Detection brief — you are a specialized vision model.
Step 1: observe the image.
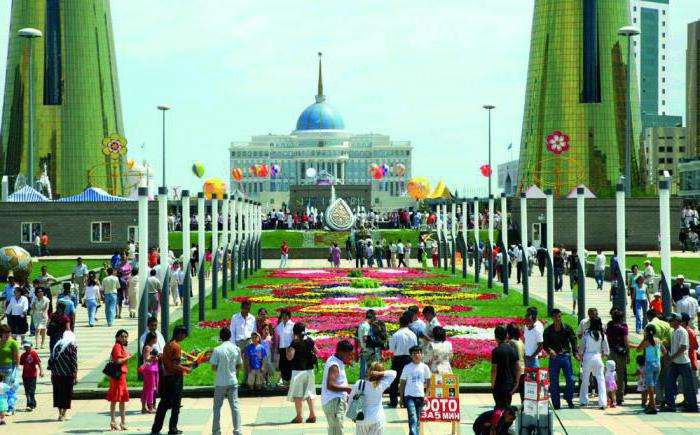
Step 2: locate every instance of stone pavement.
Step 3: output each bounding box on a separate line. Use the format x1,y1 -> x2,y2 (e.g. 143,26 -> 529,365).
5,258 -> 700,434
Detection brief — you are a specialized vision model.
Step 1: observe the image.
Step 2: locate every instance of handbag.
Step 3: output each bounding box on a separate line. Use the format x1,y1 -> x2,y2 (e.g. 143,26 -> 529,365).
346,380 -> 366,422
102,361 -> 122,380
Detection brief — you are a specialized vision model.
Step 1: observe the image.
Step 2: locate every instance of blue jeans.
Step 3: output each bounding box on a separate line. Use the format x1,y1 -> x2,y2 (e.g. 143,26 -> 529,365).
0,365 -> 16,411
548,354 -> 575,408
359,349 -> 379,379
86,299 -> 98,326
404,396 -> 424,435
554,268 -> 564,290
104,293 -> 117,326
525,356 -> 540,369
634,299 -> 648,333
594,270 -> 604,289
664,362 -> 698,409
376,255 -> 383,267
212,385 -> 241,435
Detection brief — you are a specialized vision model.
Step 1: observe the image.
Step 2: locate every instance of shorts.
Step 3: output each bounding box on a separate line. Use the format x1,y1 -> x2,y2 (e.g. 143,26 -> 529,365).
644,361 -> 660,388
246,369 -> 264,387
287,369 -> 315,401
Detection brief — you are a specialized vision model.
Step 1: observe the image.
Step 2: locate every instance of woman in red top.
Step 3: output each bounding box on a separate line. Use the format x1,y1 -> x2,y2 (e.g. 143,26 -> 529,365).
148,248 -> 159,268
280,241 -> 289,268
107,329 -> 133,431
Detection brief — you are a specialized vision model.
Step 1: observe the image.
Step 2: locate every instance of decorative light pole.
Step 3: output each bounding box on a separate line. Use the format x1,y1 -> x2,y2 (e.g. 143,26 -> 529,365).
483,105 -> 495,198
18,28 -> 42,187
617,26 -> 640,198
157,105 -> 171,188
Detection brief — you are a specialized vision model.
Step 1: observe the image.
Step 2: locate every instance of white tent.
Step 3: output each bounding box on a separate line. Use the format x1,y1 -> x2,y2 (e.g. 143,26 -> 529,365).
524,185 -> 547,199
566,184 -> 596,199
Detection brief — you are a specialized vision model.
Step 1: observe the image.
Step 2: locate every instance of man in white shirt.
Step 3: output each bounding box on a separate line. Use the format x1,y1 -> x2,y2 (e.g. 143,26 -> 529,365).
388,313 -> 417,407
663,313 -> 698,412
5,288 -> 29,340
321,340 -> 354,435
594,250 -> 606,290
102,267 -> 120,327
397,240 -> 406,267
526,243 -> 537,277
523,307 -> 544,368
399,346 -> 431,435
675,287 -> 700,331
139,316 -> 166,355
230,301 -> 256,379
513,245 -> 523,284
169,262 -> 184,306
210,327 -> 243,435
71,257 -> 89,302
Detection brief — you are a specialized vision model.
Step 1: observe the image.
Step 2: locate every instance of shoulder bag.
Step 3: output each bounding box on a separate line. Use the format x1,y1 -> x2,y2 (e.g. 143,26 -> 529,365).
346,380 -> 366,422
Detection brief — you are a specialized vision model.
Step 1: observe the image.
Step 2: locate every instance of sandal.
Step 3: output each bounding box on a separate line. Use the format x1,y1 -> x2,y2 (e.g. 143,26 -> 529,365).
290,417 -> 302,424
110,422 -> 119,431
120,424 -> 128,431
306,417 -> 316,423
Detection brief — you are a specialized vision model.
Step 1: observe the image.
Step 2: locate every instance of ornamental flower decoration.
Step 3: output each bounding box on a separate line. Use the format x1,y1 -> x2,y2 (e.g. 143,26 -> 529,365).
546,131 -> 570,155
101,134 -> 128,160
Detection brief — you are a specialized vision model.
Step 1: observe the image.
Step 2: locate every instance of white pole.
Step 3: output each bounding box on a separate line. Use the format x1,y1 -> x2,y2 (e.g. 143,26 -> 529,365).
158,187 -> 169,273
451,202 -> 456,240
461,201 -> 468,245
488,195 -> 495,247
501,193 -> 508,249
616,184 -> 626,292
520,193 -> 527,248
211,195 -> 219,254
198,193 -> 205,273
221,194 -> 230,248
576,187 -> 585,257
546,189 -> 553,262
182,191 -> 191,269
137,188 -> 149,337
473,198 -> 480,246
659,180 -> 672,302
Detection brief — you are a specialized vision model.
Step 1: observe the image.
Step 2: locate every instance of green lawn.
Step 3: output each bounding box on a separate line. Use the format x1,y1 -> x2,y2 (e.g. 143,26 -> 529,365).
30,259 -> 104,281
588,255 -> 700,281
103,267 -> 610,388
168,229 -> 499,250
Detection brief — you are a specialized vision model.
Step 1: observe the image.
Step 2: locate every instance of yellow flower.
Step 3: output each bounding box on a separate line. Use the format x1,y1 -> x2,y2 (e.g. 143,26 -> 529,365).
101,134 -> 128,160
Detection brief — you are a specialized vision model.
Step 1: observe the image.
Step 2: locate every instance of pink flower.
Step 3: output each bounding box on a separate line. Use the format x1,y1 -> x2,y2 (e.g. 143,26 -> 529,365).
546,131 -> 570,155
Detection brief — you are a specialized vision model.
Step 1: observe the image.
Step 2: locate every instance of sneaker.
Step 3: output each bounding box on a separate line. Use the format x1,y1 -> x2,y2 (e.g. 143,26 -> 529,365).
567,401 -> 575,409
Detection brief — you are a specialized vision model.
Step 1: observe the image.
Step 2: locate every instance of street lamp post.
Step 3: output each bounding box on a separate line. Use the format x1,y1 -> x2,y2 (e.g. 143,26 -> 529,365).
157,105 -> 171,187
483,105 -> 496,198
19,28 -> 42,188
617,26 -> 640,198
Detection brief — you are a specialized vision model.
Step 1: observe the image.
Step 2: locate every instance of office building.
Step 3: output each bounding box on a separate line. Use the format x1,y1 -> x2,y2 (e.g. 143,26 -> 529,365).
642,126 -> 688,192
688,20 -> 700,156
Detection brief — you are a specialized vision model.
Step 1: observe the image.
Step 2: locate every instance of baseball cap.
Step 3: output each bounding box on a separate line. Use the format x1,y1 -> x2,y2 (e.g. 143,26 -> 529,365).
668,313 -> 682,322
22,340 -> 32,348
676,274 -> 685,280
653,292 -> 661,297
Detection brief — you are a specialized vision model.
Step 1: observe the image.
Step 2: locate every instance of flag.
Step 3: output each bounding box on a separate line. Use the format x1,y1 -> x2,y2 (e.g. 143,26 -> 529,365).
507,142 -> 513,150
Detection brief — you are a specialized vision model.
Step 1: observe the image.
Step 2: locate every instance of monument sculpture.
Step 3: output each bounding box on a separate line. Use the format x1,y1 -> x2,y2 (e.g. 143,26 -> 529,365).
324,185 -> 356,231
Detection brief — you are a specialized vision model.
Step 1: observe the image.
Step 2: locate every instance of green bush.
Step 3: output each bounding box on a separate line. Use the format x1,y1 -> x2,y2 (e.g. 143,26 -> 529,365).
360,295 -> 386,308
349,278 -> 380,288
347,269 -> 363,278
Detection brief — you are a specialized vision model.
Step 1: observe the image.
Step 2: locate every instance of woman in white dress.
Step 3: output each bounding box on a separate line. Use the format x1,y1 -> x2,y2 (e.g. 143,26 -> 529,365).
424,326 -> 453,374
578,317 -> 609,409
32,288 -> 50,349
348,362 -> 397,435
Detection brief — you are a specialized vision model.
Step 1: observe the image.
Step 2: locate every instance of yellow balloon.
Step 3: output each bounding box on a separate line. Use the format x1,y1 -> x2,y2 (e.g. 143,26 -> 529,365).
202,178 -> 227,200
127,159 -> 135,170
407,176 -> 430,200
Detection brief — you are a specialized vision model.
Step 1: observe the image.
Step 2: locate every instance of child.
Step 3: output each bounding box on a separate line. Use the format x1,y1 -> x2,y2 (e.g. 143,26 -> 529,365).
260,324 -> 274,387
636,355 -> 647,408
19,340 -> 43,411
605,360 -> 617,408
399,345 -> 431,435
0,373 -> 7,425
571,282 -> 579,315
244,332 -> 267,391
649,293 -> 663,315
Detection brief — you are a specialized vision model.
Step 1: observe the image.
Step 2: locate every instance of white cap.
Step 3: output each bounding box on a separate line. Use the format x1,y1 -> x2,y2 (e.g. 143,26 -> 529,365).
677,274 -> 685,280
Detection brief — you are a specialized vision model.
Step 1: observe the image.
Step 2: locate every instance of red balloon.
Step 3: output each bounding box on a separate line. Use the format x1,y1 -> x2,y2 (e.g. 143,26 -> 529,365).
480,164 -> 492,177
372,170 -> 383,180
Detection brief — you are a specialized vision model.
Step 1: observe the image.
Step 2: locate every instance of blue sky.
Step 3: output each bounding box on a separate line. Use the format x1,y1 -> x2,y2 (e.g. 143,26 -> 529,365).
0,0 -> 696,196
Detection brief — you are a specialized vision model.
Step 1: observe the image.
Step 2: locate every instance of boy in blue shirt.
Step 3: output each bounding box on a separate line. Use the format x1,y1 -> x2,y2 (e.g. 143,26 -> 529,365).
244,332 -> 267,391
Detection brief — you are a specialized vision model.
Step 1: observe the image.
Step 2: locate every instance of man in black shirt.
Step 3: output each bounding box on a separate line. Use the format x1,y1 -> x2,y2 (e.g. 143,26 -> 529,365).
543,309 -> 577,409
472,406 -> 517,435
671,275 -> 688,304
490,326 -> 520,409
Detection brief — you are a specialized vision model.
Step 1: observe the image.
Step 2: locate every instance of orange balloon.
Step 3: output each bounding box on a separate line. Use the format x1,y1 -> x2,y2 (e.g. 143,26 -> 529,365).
407,176 -> 430,200
231,167 -> 243,181
202,178 -> 227,200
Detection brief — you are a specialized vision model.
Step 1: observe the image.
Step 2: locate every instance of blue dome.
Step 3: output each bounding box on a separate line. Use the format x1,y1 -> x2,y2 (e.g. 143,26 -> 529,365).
295,101 -> 345,131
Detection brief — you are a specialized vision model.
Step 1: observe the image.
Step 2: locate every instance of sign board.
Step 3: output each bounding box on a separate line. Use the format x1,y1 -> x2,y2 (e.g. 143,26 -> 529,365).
420,374 -> 460,422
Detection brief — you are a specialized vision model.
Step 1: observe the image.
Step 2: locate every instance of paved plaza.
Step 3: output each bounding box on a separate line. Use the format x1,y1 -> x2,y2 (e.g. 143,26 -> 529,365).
5,258 -> 700,434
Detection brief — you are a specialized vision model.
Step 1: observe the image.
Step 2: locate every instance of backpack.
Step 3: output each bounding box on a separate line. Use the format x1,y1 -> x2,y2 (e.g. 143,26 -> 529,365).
366,321 -> 388,349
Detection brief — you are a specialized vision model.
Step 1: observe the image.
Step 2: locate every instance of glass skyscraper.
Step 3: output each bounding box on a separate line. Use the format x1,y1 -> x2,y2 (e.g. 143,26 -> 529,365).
518,0 -> 642,197
0,0 -> 125,197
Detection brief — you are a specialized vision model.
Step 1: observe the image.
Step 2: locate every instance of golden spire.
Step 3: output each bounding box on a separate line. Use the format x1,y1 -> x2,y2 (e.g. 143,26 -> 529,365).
316,52 -> 325,102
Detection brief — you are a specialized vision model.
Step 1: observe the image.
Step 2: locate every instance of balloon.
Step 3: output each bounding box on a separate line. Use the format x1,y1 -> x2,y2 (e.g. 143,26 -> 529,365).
231,167 -> 243,181
394,163 -> 406,176
372,170 -> 383,180
480,164 -> 492,177
127,159 -> 135,170
250,164 -> 257,174
257,164 -> 269,178
369,166 -> 383,179
406,176 -> 430,200
192,162 -> 205,178
270,164 -> 281,177
202,177 -> 227,200
306,167 -> 317,178
380,163 -> 389,175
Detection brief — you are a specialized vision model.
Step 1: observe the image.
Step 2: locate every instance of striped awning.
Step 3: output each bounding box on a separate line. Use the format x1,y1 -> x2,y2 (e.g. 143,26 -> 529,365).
7,185 -> 50,202
56,187 -> 131,202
